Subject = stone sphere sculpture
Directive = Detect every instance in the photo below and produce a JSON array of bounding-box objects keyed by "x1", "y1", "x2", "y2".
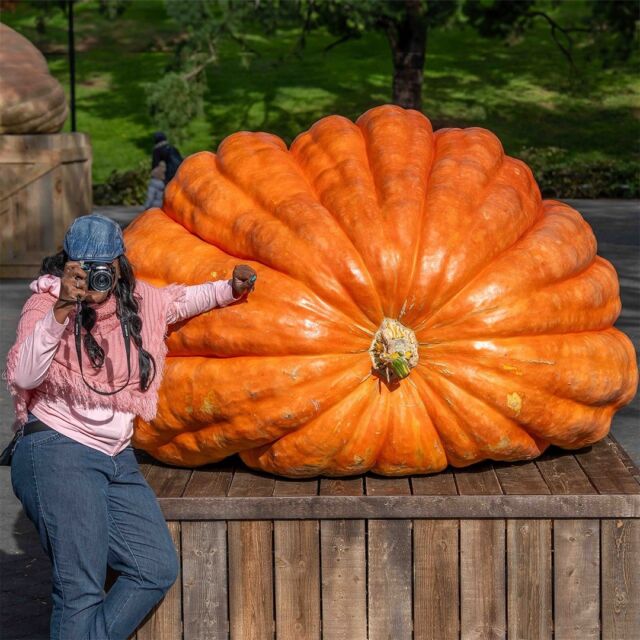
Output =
[{"x1": 0, "y1": 24, "x2": 68, "y2": 134}]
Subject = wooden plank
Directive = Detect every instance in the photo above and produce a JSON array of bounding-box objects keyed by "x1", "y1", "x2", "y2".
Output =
[
  {"x1": 228, "y1": 520, "x2": 274, "y2": 640},
  {"x1": 454, "y1": 460, "x2": 502, "y2": 495},
  {"x1": 273, "y1": 478, "x2": 320, "y2": 640},
  {"x1": 607, "y1": 433, "x2": 640, "y2": 486},
  {"x1": 413, "y1": 519, "x2": 459, "y2": 640},
  {"x1": 411, "y1": 468, "x2": 458, "y2": 495},
  {"x1": 493, "y1": 460, "x2": 551, "y2": 495},
  {"x1": 554, "y1": 519, "x2": 600, "y2": 639},
  {"x1": 228, "y1": 465, "x2": 275, "y2": 640},
  {"x1": 459, "y1": 462, "x2": 506, "y2": 640},
  {"x1": 227, "y1": 465, "x2": 277, "y2": 497},
  {"x1": 575, "y1": 439, "x2": 640, "y2": 494},
  {"x1": 144, "y1": 465, "x2": 193, "y2": 499},
  {"x1": 460, "y1": 519, "x2": 506, "y2": 640},
  {"x1": 136, "y1": 521, "x2": 183, "y2": 640},
  {"x1": 412, "y1": 467, "x2": 459, "y2": 640},
  {"x1": 180, "y1": 464, "x2": 231, "y2": 640},
  {"x1": 535, "y1": 448, "x2": 597, "y2": 494},
  {"x1": 182, "y1": 521, "x2": 228, "y2": 640},
  {"x1": 602, "y1": 519, "x2": 640, "y2": 640},
  {"x1": 365, "y1": 475, "x2": 411, "y2": 496},
  {"x1": 182, "y1": 460, "x2": 235, "y2": 496},
  {"x1": 320, "y1": 477, "x2": 367, "y2": 640},
  {"x1": 157, "y1": 493, "x2": 640, "y2": 520},
  {"x1": 366, "y1": 477, "x2": 412, "y2": 640},
  {"x1": 506, "y1": 521, "x2": 552, "y2": 640},
  {"x1": 494, "y1": 457, "x2": 553, "y2": 640}
]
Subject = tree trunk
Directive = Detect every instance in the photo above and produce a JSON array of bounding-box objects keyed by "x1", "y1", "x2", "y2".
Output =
[{"x1": 386, "y1": 0, "x2": 428, "y2": 111}]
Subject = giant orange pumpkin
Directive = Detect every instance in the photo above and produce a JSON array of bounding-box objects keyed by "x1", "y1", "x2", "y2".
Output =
[{"x1": 125, "y1": 105, "x2": 637, "y2": 477}]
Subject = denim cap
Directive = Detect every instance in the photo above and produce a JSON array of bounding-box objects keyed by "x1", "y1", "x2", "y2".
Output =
[{"x1": 63, "y1": 214, "x2": 125, "y2": 262}]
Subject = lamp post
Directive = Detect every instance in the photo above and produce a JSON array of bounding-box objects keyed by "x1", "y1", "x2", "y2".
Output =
[{"x1": 67, "y1": 0, "x2": 76, "y2": 132}]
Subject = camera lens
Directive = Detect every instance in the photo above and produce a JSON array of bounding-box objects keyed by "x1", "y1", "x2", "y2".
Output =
[{"x1": 89, "y1": 266, "x2": 113, "y2": 292}]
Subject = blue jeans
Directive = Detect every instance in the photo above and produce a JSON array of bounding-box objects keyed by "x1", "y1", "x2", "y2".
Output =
[{"x1": 10, "y1": 428, "x2": 179, "y2": 640}]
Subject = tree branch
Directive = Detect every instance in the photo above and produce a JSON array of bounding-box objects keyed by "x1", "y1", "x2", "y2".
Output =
[
  {"x1": 323, "y1": 32, "x2": 357, "y2": 54},
  {"x1": 182, "y1": 55, "x2": 217, "y2": 82},
  {"x1": 524, "y1": 10, "x2": 584, "y2": 73}
]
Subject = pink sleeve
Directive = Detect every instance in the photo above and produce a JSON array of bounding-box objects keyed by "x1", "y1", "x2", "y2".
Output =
[
  {"x1": 13, "y1": 307, "x2": 69, "y2": 390},
  {"x1": 166, "y1": 280, "x2": 239, "y2": 324}
]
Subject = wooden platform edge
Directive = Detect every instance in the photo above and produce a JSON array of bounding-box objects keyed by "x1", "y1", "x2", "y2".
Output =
[
  {"x1": 157, "y1": 494, "x2": 640, "y2": 521},
  {"x1": 607, "y1": 432, "x2": 640, "y2": 485}
]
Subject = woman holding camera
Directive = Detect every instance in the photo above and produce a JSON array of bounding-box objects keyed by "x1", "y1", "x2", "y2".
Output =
[{"x1": 5, "y1": 214, "x2": 256, "y2": 639}]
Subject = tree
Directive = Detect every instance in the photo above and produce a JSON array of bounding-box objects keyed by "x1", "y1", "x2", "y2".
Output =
[
  {"x1": 297, "y1": 1, "x2": 459, "y2": 112},
  {"x1": 146, "y1": 0, "x2": 638, "y2": 137}
]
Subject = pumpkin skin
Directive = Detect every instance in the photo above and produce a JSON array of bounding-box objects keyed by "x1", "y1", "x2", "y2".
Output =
[{"x1": 125, "y1": 105, "x2": 638, "y2": 477}]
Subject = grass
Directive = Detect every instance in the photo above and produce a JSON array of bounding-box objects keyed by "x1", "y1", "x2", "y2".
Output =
[{"x1": 3, "y1": 0, "x2": 638, "y2": 185}]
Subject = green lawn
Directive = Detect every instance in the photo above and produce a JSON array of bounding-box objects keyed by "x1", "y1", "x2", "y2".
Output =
[{"x1": 3, "y1": 0, "x2": 638, "y2": 187}]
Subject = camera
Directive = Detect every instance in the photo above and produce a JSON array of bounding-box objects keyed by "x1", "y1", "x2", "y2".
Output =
[{"x1": 80, "y1": 262, "x2": 115, "y2": 292}]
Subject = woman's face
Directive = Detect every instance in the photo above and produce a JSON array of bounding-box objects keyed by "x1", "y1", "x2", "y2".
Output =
[{"x1": 84, "y1": 259, "x2": 121, "y2": 305}]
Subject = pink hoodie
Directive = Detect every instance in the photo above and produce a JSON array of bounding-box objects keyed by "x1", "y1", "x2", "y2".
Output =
[{"x1": 7, "y1": 275, "x2": 237, "y2": 456}]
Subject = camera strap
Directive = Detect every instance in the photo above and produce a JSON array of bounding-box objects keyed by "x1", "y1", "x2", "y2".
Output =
[{"x1": 74, "y1": 302, "x2": 132, "y2": 396}]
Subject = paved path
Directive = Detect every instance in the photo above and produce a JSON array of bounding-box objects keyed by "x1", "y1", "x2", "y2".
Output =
[{"x1": 0, "y1": 200, "x2": 638, "y2": 638}]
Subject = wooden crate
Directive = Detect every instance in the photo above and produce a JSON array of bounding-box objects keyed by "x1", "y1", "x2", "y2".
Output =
[
  {"x1": 118, "y1": 435, "x2": 639, "y2": 640},
  {"x1": 0, "y1": 132, "x2": 92, "y2": 278}
]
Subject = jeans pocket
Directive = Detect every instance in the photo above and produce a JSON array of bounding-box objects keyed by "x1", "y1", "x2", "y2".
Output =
[{"x1": 29, "y1": 431, "x2": 63, "y2": 447}]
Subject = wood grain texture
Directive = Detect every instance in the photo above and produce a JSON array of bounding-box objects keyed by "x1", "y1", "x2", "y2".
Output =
[
  {"x1": 412, "y1": 465, "x2": 459, "y2": 640},
  {"x1": 607, "y1": 433, "x2": 640, "y2": 487},
  {"x1": 366, "y1": 477, "x2": 412, "y2": 640},
  {"x1": 602, "y1": 519, "x2": 640, "y2": 640},
  {"x1": 367, "y1": 518, "x2": 413, "y2": 640},
  {"x1": 460, "y1": 519, "x2": 506, "y2": 640},
  {"x1": 273, "y1": 478, "x2": 320, "y2": 640},
  {"x1": 145, "y1": 465, "x2": 192, "y2": 498},
  {"x1": 454, "y1": 461, "x2": 502, "y2": 495},
  {"x1": 227, "y1": 466, "x2": 275, "y2": 640},
  {"x1": 554, "y1": 519, "x2": 600, "y2": 640},
  {"x1": 0, "y1": 133, "x2": 92, "y2": 277},
  {"x1": 411, "y1": 468, "x2": 457, "y2": 495},
  {"x1": 182, "y1": 460, "x2": 235, "y2": 497},
  {"x1": 493, "y1": 460, "x2": 551, "y2": 495},
  {"x1": 459, "y1": 462, "x2": 506, "y2": 640},
  {"x1": 136, "y1": 521, "x2": 183, "y2": 640},
  {"x1": 320, "y1": 477, "x2": 367, "y2": 640},
  {"x1": 182, "y1": 521, "x2": 228, "y2": 640},
  {"x1": 413, "y1": 519, "x2": 459, "y2": 640},
  {"x1": 228, "y1": 520, "x2": 275, "y2": 640},
  {"x1": 227, "y1": 465, "x2": 276, "y2": 497},
  {"x1": 575, "y1": 440, "x2": 640, "y2": 494},
  {"x1": 507, "y1": 520, "x2": 552, "y2": 640},
  {"x1": 157, "y1": 493, "x2": 640, "y2": 520},
  {"x1": 535, "y1": 450, "x2": 596, "y2": 495}
]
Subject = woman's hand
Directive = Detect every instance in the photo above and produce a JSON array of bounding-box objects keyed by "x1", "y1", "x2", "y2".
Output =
[
  {"x1": 53, "y1": 262, "x2": 88, "y2": 323},
  {"x1": 229, "y1": 264, "x2": 257, "y2": 299}
]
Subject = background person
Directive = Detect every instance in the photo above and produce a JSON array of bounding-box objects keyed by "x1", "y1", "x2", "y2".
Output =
[
  {"x1": 142, "y1": 160, "x2": 166, "y2": 210},
  {"x1": 151, "y1": 131, "x2": 183, "y2": 185}
]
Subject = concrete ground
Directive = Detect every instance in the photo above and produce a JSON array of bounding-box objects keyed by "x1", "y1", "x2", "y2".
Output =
[{"x1": 0, "y1": 200, "x2": 638, "y2": 639}]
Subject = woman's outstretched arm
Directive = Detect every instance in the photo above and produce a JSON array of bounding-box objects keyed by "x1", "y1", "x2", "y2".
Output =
[{"x1": 165, "y1": 280, "x2": 241, "y2": 325}]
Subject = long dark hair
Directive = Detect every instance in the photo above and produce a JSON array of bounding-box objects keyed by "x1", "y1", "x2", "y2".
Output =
[{"x1": 40, "y1": 250, "x2": 156, "y2": 391}]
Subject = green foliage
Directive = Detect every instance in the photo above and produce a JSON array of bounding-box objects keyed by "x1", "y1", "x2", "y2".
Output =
[
  {"x1": 588, "y1": 0, "x2": 638, "y2": 65},
  {"x1": 4, "y1": 0, "x2": 637, "y2": 198},
  {"x1": 93, "y1": 161, "x2": 149, "y2": 205},
  {"x1": 96, "y1": 0, "x2": 131, "y2": 19},
  {"x1": 519, "y1": 147, "x2": 639, "y2": 199},
  {"x1": 144, "y1": 73, "x2": 205, "y2": 143}
]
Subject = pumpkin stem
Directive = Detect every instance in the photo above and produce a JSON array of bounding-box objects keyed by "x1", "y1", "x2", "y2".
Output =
[{"x1": 369, "y1": 318, "x2": 419, "y2": 382}]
